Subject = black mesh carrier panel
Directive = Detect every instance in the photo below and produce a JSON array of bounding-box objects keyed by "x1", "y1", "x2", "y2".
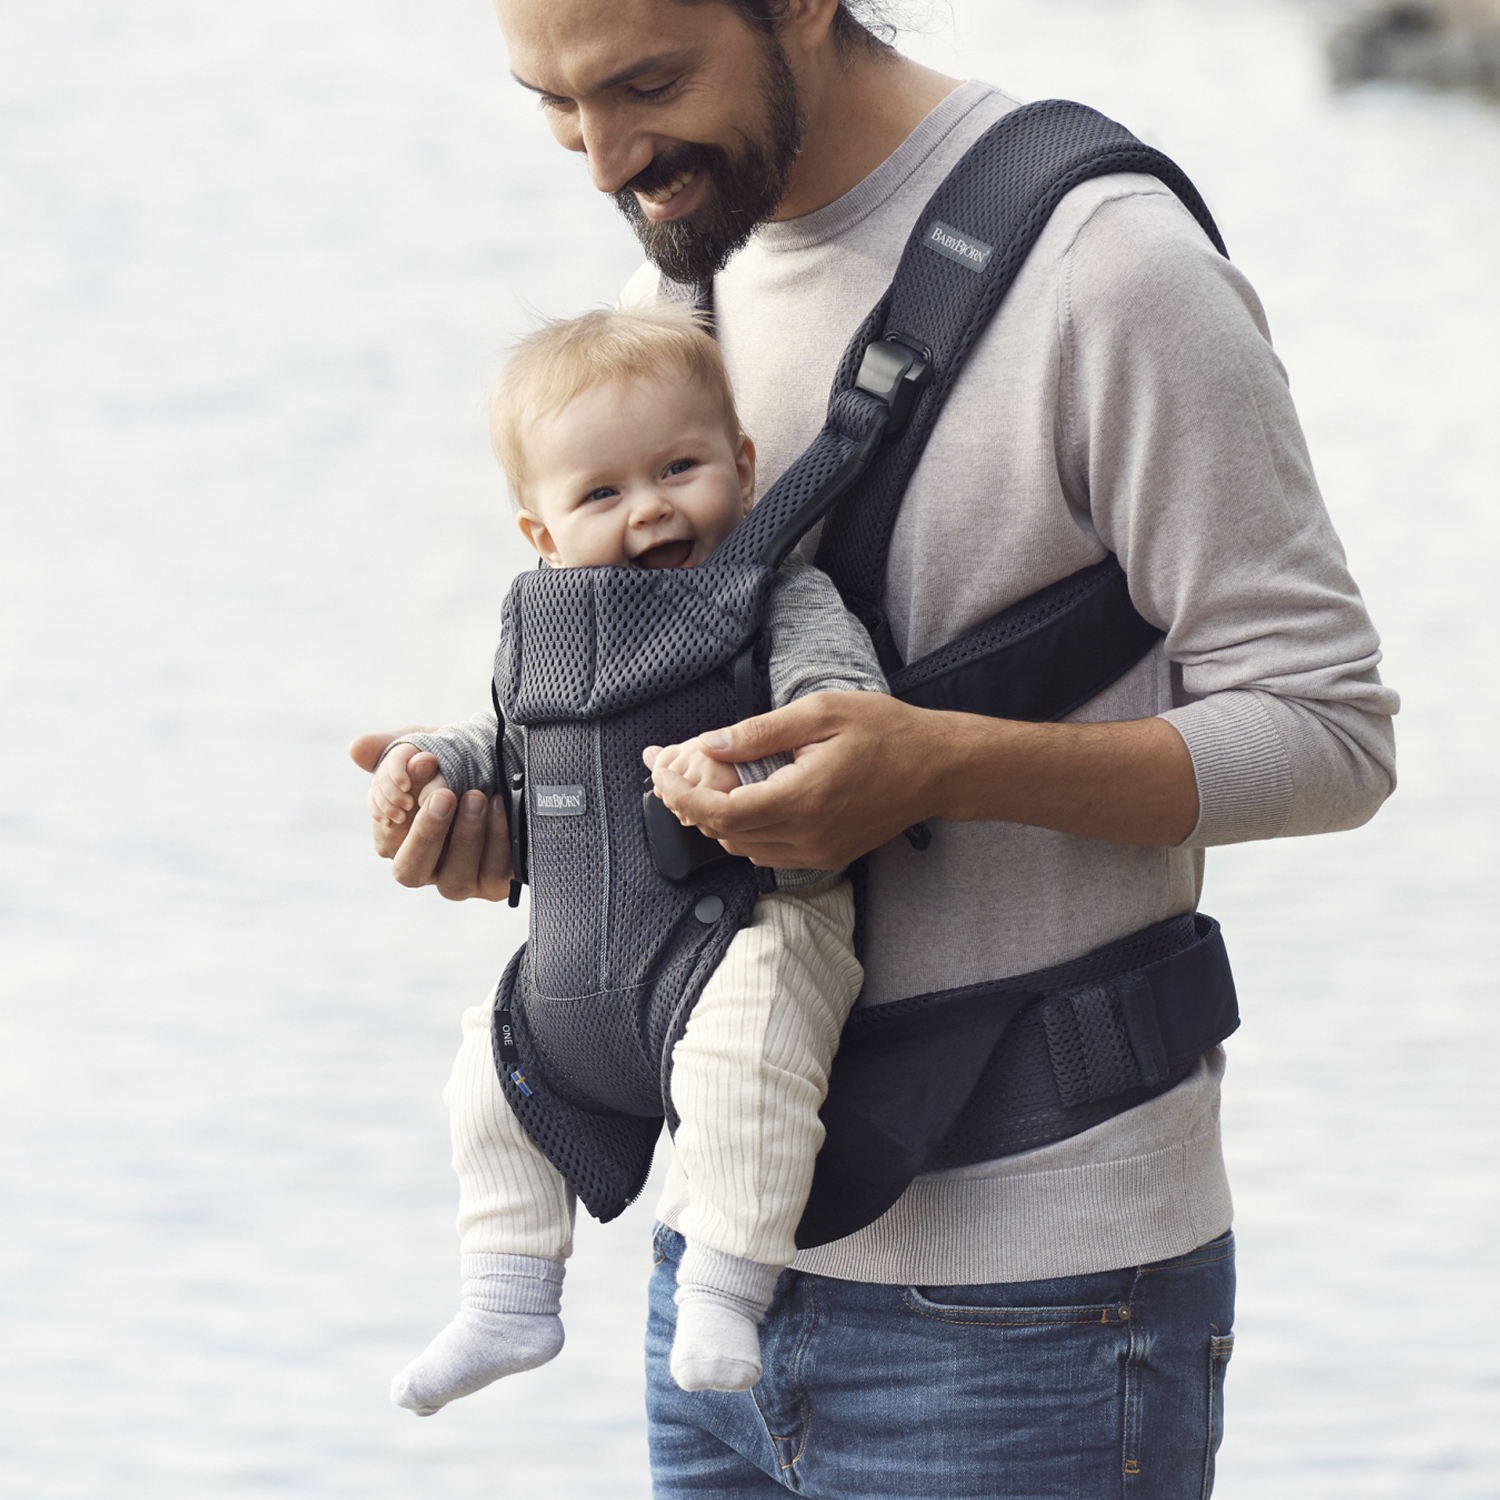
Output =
[{"x1": 494, "y1": 101, "x2": 1239, "y2": 1243}]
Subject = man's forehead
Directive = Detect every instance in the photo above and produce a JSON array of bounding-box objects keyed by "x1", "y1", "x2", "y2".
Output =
[{"x1": 496, "y1": 0, "x2": 725, "y2": 94}]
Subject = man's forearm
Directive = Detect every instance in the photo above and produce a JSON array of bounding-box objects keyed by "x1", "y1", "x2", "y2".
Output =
[
  {"x1": 666, "y1": 693, "x2": 1201, "y2": 870},
  {"x1": 923, "y1": 710, "x2": 1199, "y2": 847}
]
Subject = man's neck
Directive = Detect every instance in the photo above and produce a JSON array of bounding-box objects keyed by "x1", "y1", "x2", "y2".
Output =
[{"x1": 772, "y1": 50, "x2": 961, "y2": 222}]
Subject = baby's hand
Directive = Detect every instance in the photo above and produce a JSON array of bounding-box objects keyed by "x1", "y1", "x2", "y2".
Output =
[
  {"x1": 642, "y1": 738, "x2": 742, "y2": 797},
  {"x1": 370, "y1": 742, "x2": 448, "y2": 827}
]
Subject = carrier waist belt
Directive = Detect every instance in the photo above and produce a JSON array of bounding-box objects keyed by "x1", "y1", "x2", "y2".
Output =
[{"x1": 796, "y1": 911, "x2": 1238, "y2": 1248}]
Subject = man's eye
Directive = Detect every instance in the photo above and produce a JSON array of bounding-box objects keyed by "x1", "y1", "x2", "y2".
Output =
[
  {"x1": 537, "y1": 94, "x2": 574, "y2": 114},
  {"x1": 630, "y1": 79, "x2": 680, "y2": 103},
  {"x1": 665, "y1": 460, "x2": 694, "y2": 477}
]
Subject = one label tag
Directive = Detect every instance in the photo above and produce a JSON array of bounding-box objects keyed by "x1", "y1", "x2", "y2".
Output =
[
  {"x1": 533, "y1": 784, "x2": 586, "y2": 816},
  {"x1": 924, "y1": 220, "x2": 995, "y2": 272},
  {"x1": 496, "y1": 1006, "x2": 520, "y2": 1063}
]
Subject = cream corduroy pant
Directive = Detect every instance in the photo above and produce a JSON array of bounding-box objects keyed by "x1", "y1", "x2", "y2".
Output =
[{"x1": 446, "y1": 881, "x2": 862, "y2": 1267}]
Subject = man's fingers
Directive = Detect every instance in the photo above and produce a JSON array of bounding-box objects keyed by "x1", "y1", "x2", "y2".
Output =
[
  {"x1": 372, "y1": 816, "x2": 412, "y2": 859},
  {"x1": 653, "y1": 763, "x2": 786, "y2": 837},
  {"x1": 434, "y1": 791, "x2": 489, "y2": 900},
  {"x1": 475, "y1": 795, "x2": 515, "y2": 900},
  {"x1": 390, "y1": 787, "x2": 456, "y2": 887}
]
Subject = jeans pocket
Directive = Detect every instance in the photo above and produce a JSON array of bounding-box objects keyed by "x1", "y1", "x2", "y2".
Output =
[
  {"x1": 652, "y1": 1222, "x2": 681, "y2": 1269},
  {"x1": 900, "y1": 1285, "x2": 1134, "y2": 1329}
]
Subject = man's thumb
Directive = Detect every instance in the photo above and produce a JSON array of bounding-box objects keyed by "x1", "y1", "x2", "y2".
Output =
[
  {"x1": 348, "y1": 726, "x2": 433, "y2": 773},
  {"x1": 698, "y1": 706, "x2": 808, "y2": 763}
]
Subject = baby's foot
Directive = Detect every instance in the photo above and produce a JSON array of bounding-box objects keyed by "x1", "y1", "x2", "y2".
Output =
[
  {"x1": 670, "y1": 1294, "x2": 763, "y2": 1392},
  {"x1": 391, "y1": 1307, "x2": 563, "y2": 1416},
  {"x1": 669, "y1": 1243, "x2": 782, "y2": 1393}
]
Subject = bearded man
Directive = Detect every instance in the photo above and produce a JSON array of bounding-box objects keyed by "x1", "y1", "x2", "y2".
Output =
[{"x1": 352, "y1": 1, "x2": 1397, "y2": 1492}]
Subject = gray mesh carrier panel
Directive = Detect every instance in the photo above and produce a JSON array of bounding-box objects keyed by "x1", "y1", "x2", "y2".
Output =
[
  {"x1": 494, "y1": 564, "x2": 776, "y2": 1221},
  {"x1": 492, "y1": 100, "x2": 1238, "y2": 1238}
]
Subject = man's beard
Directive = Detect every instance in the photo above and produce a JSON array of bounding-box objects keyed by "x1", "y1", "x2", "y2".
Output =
[{"x1": 612, "y1": 39, "x2": 806, "y2": 285}]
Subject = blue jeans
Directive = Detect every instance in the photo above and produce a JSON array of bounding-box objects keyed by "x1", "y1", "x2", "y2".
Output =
[{"x1": 646, "y1": 1224, "x2": 1234, "y2": 1499}]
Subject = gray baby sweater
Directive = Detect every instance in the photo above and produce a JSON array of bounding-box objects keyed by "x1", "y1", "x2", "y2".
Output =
[{"x1": 633, "y1": 81, "x2": 1398, "y2": 1283}]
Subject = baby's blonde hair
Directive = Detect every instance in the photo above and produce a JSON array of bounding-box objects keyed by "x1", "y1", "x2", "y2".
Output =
[{"x1": 491, "y1": 305, "x2": 741, "y2": 505}]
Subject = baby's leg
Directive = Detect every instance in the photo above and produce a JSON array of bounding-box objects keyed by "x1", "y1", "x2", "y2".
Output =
[
  {"x1": 392, "y1": 998, "x2": 574, "y2": 1416},
  {"x1": 668, "y1": 880, "x2": 862, "y2": 1392}
]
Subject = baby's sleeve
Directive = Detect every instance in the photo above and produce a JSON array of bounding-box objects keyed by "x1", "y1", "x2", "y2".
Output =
[
  {"x1": 736, "y1": 559, "x2": 888, "y2": 789},
  {"x1": 763, "y1": 557, "x2": 888, "y2": 707},
  {"x1": 386, "y1": 711, "x2": 508, "y2": 798}
]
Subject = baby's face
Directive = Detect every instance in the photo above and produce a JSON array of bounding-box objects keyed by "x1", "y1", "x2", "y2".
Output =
[
  {"x1": 516, "y1": 369, "x2": 756, "y2": 567},
  {"x1": 517, "y1": 370, "x2": 754, "y2": 570}
]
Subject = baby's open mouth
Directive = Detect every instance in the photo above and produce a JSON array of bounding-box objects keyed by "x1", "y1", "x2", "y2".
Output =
[{"x1": 634, "y1": 539, "x2": 695, "y2": 570}]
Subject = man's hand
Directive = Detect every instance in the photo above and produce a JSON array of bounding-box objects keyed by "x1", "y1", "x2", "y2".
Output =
[
  {"x1": 647, "y1": 691, "x2": 1200, "y2": 868},
  {"x1": 648, "y1": 693, "x2": 944, "y2": 869},
  {"x1": 349, "y1": 730, "x2": 514, "y2": 901}
]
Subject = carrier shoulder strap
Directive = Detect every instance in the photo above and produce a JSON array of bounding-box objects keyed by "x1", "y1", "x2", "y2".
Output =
[{"x1": 668, "y1": 99, "x2": 1226, "y2": 704}]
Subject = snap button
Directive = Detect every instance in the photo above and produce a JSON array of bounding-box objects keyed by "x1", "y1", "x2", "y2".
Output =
[{"x1": 694, "y1": 896, "x2": 725, "y2": 924}]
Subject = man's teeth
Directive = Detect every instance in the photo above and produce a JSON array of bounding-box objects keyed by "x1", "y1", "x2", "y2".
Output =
[{"x1": 639, "y1": 171, "x2": 694, "y2": 205}]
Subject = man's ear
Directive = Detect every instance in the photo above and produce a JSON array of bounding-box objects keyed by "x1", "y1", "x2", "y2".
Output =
[
  {"x1": 517, "y1": 509, "x2": 562, "y2": 565},
  {"x1": 736, "y1": 433, "x2": 757, "y2": 514},
  {"x1": 780, "y1": 0, "x2": 842, "y2": 57}
]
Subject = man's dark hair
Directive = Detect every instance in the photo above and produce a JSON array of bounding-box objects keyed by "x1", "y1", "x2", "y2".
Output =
[{"x1": 716, "y1": 0, "x2": 899, "y2": 56}]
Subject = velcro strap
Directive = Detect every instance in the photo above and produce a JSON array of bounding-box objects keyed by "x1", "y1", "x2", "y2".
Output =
[
  {"x1": 1043, "y1": 986, "x2": 1148, "y2": 1107},
  {"x1": 1042, "y1": 919, "x2": 1233, "y2": 1107}
]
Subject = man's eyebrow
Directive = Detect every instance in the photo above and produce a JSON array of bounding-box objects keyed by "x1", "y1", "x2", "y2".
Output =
[{"x1": 511, "y1": 53, "x2": 687, "y2": 98}]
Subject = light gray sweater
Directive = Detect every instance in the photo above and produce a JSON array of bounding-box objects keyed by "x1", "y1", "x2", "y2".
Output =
[{"x1": 632, "y1": 81, "x2": 1397, "y2": 1283}]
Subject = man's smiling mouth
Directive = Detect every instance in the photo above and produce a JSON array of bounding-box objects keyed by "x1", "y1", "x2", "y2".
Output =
[
  {"x1": 634, "y1": 539, "x2": 695, "y2": 570},
  {"x1": 637, "y1": 169, "x2": 697, "y2": 207}
]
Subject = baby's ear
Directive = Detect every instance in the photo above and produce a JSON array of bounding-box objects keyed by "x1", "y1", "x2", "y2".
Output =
[
  {"x1": 736, "y1": 433, "x2": 756, "y2": 512},
  {"x1": 517, "y1": 510, "x2": 561, "y2": 565}
]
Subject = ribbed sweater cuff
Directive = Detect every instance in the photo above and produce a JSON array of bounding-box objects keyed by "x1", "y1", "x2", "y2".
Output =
[
  {"x1": 1161, "y1": 691, "x2": 1293, "y2": 847},
  {"x1": 460, "y1": 1253, "x2": 564, "y2": 1315}
]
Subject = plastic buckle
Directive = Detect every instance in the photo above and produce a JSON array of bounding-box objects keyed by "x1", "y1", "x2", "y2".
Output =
[{"x1": 854, "y1": 334, "x2": 932, "y2": 441}]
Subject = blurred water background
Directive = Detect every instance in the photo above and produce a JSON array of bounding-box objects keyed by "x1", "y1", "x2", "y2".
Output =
[{"x1": 2, "y1": 0, "x2": 1497, "y2": 1494}]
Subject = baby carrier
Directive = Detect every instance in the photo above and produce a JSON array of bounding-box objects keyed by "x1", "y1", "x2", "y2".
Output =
[{"x1": 490, "y1": 100, "x2": 1241, "y2": 1250}]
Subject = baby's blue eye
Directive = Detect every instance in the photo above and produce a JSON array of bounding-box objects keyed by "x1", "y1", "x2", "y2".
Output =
[
  {"x1": 665, "y1": 460, "x2": 694, "y2": 477},
  {"x1": 585, "y1": 486, "x2": 618, "y2": 503}
]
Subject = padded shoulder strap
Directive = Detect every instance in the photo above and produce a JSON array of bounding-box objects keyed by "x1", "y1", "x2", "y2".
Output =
[{"x1": 808, "y1": 98, "x2": 1225, "y2": 664}]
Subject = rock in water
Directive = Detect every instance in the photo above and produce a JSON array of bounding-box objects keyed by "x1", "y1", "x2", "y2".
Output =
[{"x1": 1329, "y1": 1, "x2": 1500, "y2": 93}]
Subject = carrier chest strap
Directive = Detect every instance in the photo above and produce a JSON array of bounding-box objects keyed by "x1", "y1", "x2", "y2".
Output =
[{"x1": 887, "y1": 555, "x2": 1163, "y2": 723}]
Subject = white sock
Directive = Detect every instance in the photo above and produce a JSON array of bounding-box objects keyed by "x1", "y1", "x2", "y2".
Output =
[
  {"x1": 392, "y1": 1253, "x2": 565, "y2": 1416},
  {"x1": 670, "y1": 1242, "x2": 782, "y2": 1393}
]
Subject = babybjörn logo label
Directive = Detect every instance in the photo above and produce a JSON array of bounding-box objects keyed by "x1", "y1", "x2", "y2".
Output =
[
  {"x1": 534, "y1": 785, "x2": 586, "y2": 816},
  {"x1": 924, "y1": 221, "x2": 994, "y2": 272}
]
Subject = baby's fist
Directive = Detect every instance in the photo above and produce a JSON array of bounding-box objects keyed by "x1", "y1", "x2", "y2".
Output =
[
  {"x1": 645, "y1": 738, "x2": 742, "y2": 797},
  {"x1": 370, "y1": 742, "x2": 447, "y2": 826}
]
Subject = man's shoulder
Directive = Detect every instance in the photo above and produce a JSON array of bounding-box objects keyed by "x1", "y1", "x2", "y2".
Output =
[{"x1": 1032, "y1": 171, "x2": 1259, "y2": 339}]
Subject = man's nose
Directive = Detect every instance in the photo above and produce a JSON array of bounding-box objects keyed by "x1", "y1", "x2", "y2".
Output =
[{"x1": 577, "y1": 106, "x2": 657, "y2": 195}]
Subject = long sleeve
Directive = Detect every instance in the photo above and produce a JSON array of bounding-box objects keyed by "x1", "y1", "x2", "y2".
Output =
[
  {"x1": 394, "y1": 711, "x2": 518, "y2": 799},
  {"x1": 1057, "y1": 186, "x2": 1398, "y2": 847}
]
